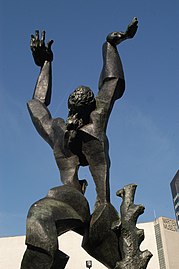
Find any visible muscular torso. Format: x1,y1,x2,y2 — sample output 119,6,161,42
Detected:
52,112,107,169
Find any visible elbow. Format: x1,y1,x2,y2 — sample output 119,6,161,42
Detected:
116,78,125,99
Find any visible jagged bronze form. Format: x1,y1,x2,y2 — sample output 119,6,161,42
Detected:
113,184,152,269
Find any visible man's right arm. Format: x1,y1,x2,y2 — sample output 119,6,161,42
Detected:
28,31,54,148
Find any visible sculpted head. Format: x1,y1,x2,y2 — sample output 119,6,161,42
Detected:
68,86,96,116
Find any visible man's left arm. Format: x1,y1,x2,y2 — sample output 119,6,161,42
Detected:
96,18,138,125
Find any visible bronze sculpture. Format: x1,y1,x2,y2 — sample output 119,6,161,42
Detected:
21,18,152,269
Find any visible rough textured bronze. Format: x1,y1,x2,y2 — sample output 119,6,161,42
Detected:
114,184,153,269
21,18,152,269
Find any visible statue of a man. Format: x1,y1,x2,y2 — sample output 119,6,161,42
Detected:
21,18,138,269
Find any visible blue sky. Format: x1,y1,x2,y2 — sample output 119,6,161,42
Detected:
0,0,179,236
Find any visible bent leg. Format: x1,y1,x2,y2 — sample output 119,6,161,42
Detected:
82,203,121,269
81,137,122,268
21,195,86,269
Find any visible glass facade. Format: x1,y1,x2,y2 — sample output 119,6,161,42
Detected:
170,171,179,229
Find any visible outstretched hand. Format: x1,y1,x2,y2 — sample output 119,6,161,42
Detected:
125,17,138,39
106,17,138,46
30,30,54,67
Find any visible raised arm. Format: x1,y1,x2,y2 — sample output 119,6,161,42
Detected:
98,17,138,93
95,18,138,129
27,31,54,148
30,30,53,106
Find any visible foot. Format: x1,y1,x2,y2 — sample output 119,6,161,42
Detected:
106,17,138,46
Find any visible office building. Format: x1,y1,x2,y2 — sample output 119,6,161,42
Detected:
170,170,179,229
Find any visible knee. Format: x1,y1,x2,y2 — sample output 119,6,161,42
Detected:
25,199,58,255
